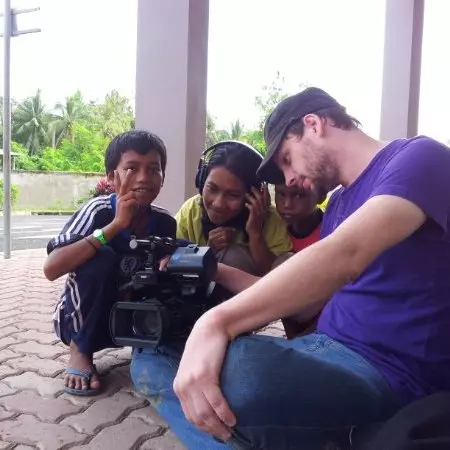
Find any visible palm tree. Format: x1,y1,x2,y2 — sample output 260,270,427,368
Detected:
93,90,134,139
205,112,218,148
230,119,244,140
49,90,88,147
12,89,49,155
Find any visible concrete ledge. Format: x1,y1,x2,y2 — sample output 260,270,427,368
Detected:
7,169,104,176
30,211,75,216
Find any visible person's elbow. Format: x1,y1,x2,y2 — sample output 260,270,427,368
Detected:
43,260,58,281
43,253,62,281
324,233,374,287
341,244,368,285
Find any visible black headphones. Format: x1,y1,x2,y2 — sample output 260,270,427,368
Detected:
195,140,263,194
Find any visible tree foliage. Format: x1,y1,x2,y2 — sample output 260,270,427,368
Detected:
0,89,134,172
0,74,292,173
50,90,88,147
0,178,19,210
12,89,48,155
205,72,291,155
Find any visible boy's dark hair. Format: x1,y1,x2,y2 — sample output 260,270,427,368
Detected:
275,183,328,207
104,130,167,175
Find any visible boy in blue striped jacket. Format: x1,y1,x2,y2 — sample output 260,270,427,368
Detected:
44,130,176,396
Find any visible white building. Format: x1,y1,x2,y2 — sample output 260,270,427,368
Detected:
135,0,424,214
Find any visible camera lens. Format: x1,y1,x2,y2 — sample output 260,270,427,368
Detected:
132,310,161,338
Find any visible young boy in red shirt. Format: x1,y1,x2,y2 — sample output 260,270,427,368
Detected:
275,184,325,253
274,184,326,338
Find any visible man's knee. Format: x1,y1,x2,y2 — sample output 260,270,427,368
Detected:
220,336,282,420
131,346,182,397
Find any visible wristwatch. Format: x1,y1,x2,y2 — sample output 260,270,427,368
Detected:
92,229,108,245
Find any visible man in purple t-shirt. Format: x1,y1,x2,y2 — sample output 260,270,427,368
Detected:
130,87,450,449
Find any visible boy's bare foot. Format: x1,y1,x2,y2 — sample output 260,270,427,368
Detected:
65,341,100,393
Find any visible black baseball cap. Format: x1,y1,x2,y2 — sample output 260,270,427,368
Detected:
257,87,344,184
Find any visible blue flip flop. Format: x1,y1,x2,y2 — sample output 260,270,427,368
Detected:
64,366,100,396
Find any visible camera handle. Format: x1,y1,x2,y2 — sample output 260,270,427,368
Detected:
129,236,178,272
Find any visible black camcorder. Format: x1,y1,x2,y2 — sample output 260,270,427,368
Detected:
109,236,217,349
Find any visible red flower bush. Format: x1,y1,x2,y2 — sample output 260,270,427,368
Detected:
91,177,115,197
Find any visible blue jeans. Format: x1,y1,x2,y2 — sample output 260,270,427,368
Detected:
131,333,402,450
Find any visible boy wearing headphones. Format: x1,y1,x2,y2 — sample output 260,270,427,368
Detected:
176,140,292,275
44,130,176,396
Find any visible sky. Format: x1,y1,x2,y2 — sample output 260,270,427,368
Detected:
1,0,450,142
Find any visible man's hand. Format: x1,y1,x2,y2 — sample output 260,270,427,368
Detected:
173,316,236,441
245,185,269,237
113,169,137,229
208,227,236,253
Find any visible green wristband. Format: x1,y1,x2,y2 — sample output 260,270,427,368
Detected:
92,229,108,245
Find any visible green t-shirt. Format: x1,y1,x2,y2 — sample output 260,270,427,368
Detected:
175,194,292,255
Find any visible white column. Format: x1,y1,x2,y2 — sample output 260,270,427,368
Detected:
135,0,209,214
379,0,424,140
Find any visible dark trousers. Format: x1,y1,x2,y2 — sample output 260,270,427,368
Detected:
53,246,120,355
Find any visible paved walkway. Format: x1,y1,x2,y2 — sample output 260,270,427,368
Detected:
0,249,184,450
0,249,285,449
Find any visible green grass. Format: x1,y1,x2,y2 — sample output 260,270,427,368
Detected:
10,207,76,215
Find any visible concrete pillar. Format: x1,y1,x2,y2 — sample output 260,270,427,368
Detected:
379,0,424,140
135,0,209,214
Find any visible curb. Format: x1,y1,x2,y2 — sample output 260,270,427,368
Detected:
0,211,31,216
31,211,75,216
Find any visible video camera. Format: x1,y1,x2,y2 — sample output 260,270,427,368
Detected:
110,236,217,349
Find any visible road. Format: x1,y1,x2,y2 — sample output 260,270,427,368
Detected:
0,214,69,252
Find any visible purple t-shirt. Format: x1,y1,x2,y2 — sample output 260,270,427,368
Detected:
317,136,450,403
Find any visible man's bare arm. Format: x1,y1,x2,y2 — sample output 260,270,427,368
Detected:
216,260,322,325
203,195,427,339
215,263,259,294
